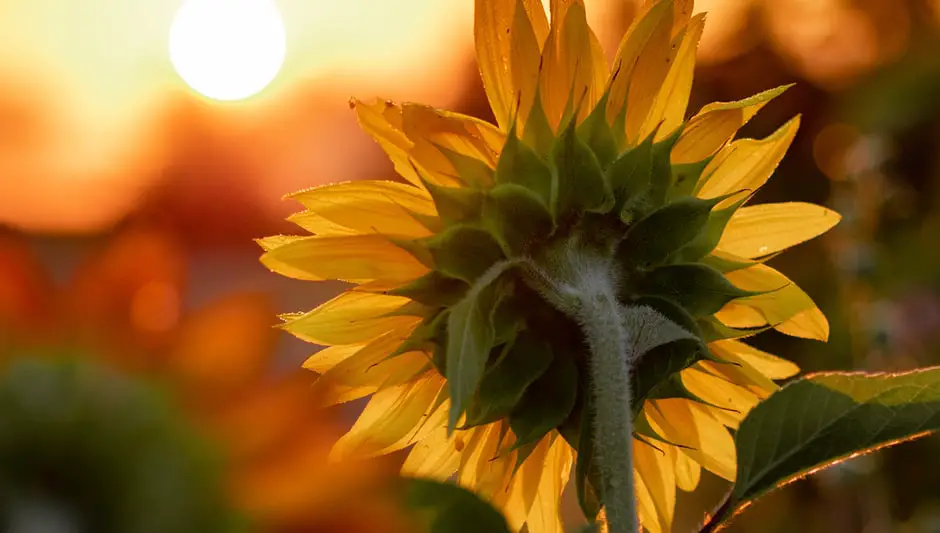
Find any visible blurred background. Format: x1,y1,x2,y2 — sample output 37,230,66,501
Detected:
3,0,940,531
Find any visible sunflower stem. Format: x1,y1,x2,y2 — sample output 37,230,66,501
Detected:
575,276,638,533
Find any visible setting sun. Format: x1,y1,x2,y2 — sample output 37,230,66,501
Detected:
169,0,286,101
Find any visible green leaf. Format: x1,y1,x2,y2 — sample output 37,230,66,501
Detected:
446,267,513,430
616,196,723,269
428,225,506,283
465,331,554,427
636,263,756,317
495,126,555,210
552,115,610,215
402,477,512,533
422,180,484,225
509,348,578,446
483,183,555,256
706,367,940,529
389,271,469,307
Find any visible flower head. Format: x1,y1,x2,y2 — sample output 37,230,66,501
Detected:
261,1,841,531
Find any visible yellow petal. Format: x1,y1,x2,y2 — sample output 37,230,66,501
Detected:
709,339,800,380
539,1,597,130
696,116,801,199
330,374,445,460
725,264,829,341
260,234,429,284
623,0,675,144
255,235,307,252
673,446,701,491
475,0,550,130
401,104,504,186
302,344,362,373
460,424,515,502
526,435,574,533
776,307,830,341
643,13,705,142
281,291,418,346
352,99,420,187
718,202,841,258
671,85,792,164
401,412,467,481
715,302,767,328
680,367,760,428
646,399,736,481
700,353,778,399
606,0,674,131
634,439,676,533
287,180,437,239
510,0,545,131
502,436,553,530
310,327,428,401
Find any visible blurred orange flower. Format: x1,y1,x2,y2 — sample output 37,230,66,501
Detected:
0,227,414,533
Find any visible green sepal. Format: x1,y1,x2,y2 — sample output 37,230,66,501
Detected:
698,316,771,343
675,190,753,262
427,225,505,283
463,331,554,427
391,310,449,360
483,183,555,256
435,144,495,187
552,113,612,216
392,237,436,269
446,273,514,430
616,195,726,270
631,338,707,416
667,155,714,200
701,252,758,273
629,295,702,336
577,91,618,168
421,178,484,225
632,408,691,451
388,271,469,307
381,300,432,318
607,134,653,218
648,128,683,207
510,440,541,476
509,349,578,448
495,124,555,211
521,90,556,157
635,263,759,317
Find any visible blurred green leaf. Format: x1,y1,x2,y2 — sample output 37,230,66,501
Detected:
403,478,512,533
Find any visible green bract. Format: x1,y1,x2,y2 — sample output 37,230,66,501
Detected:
387,97,765,451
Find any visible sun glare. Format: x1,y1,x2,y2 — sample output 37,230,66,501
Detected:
169,0,286,101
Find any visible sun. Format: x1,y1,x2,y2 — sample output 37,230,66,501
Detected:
169,0,287,102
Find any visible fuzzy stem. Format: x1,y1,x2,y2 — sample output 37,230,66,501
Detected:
576,283,637,533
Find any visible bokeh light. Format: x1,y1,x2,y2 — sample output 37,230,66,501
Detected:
169,0,287,101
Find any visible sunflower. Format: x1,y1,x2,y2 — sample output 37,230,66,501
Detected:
260,1,840,532
0,229,413,533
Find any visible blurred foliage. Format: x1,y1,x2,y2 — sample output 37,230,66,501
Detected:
0,354,239,533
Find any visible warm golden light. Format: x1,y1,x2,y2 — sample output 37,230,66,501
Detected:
169,0,287,101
